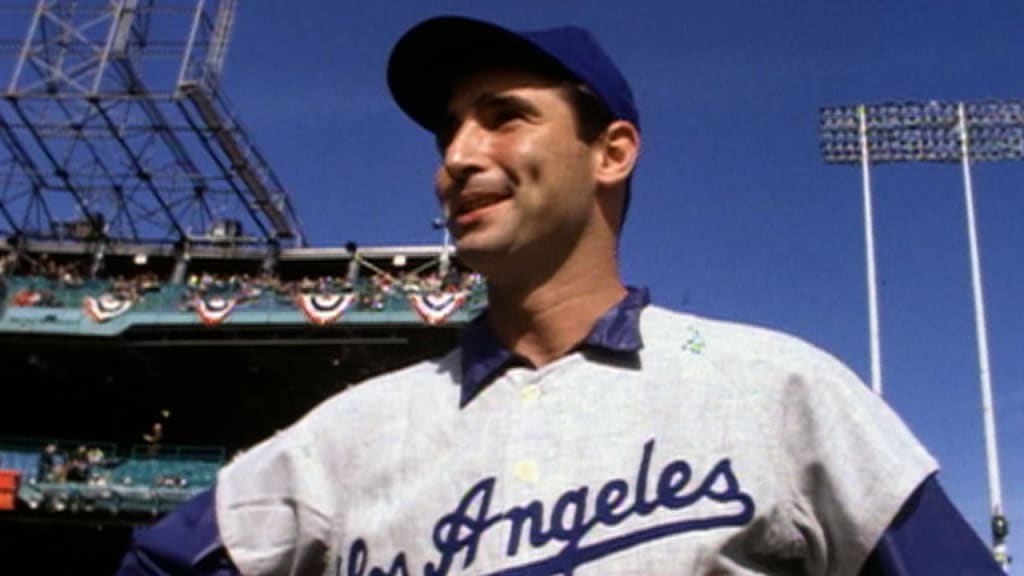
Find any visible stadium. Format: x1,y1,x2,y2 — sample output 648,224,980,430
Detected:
1,1,1018,573
0,1,484,571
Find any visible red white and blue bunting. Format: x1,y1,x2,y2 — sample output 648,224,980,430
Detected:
407,290,469,325
82,293,135,323
192,294,239,326
295,292,356,325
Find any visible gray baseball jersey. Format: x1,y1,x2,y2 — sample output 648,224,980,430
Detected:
215,304,936,575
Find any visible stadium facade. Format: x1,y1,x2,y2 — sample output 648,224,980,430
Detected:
0,1,482,571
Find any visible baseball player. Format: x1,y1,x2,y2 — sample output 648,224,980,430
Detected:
118,16,1004,575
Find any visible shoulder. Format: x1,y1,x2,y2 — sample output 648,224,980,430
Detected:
640,304,861,387
640,306,938,569
217,347,462,493
231,347,462,460
300,348,462,430
215,348,463,573
639,303,936,476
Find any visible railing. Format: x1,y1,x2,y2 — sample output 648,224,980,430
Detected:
128,443,226,461
0,436,227,517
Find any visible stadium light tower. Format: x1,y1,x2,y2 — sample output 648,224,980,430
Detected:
820,99,1021,570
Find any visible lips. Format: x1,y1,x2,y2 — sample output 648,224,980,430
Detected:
454,194,508,216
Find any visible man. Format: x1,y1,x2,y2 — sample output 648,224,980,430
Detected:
118,15,1003,575
36,442,61,482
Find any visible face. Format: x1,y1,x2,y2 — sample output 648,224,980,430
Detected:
434,69,605,278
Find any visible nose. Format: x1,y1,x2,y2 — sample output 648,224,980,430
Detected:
441,119,486,185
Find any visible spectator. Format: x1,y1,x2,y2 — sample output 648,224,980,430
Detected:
142,422,163,457
65,445,91,482
36,443,59,482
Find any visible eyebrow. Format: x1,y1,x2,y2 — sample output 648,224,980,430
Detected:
436,91,543,149
472,92,541,117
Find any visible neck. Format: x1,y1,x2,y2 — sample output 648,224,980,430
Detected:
485,253,626,368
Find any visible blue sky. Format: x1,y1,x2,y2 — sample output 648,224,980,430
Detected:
222,0,1023,557
5,0,1021,560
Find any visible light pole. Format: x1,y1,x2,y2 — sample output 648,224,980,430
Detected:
820,99,1021,570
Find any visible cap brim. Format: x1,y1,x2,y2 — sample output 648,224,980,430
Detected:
387,16,571,133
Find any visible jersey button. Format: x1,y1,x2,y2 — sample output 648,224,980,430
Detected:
519,383,542,402
513,459,540,484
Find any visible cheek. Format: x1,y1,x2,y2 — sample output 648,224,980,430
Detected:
434,168,452,202
510,139,572,190
499,138,539,187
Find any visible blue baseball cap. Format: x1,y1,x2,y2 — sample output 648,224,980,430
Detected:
387,16,640,135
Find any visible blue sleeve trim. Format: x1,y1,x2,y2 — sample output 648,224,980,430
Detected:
861,475,1004,575
115,488,240,575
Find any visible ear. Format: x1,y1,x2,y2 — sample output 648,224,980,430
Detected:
594,120,640,188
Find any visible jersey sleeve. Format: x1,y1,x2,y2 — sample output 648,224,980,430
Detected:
214,425,337,575
768,341,939,575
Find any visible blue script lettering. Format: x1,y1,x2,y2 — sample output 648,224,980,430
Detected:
339,439,755,576
503,500,545,555
342,539,410,576
426,477,501,575
594,479,630,526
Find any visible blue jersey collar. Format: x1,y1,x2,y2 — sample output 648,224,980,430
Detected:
459,286,650,406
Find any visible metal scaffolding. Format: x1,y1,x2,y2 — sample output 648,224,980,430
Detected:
0,0,304,251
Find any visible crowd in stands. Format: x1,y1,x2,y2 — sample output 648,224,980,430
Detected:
35,441,118,487
27,410,183,487
3,251,484,315
14,253,88,287
2,253,91,306
17,419,214,498
4,433,222,516
183,268,480,297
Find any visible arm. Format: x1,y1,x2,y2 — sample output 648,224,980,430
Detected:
115,488,239,576
860,475,1005,575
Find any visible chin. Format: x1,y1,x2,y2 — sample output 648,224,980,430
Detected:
453,240,511,273
451,243,489,267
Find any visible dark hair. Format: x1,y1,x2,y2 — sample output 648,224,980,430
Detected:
560,82,616,143
560,82,633,229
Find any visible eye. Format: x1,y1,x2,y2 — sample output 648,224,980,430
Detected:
434,116,458,155
435,131,453,155
483,106,525,129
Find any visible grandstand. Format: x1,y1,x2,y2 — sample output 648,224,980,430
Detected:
2,437,223,516
0,241,483,571
0,1,483,571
